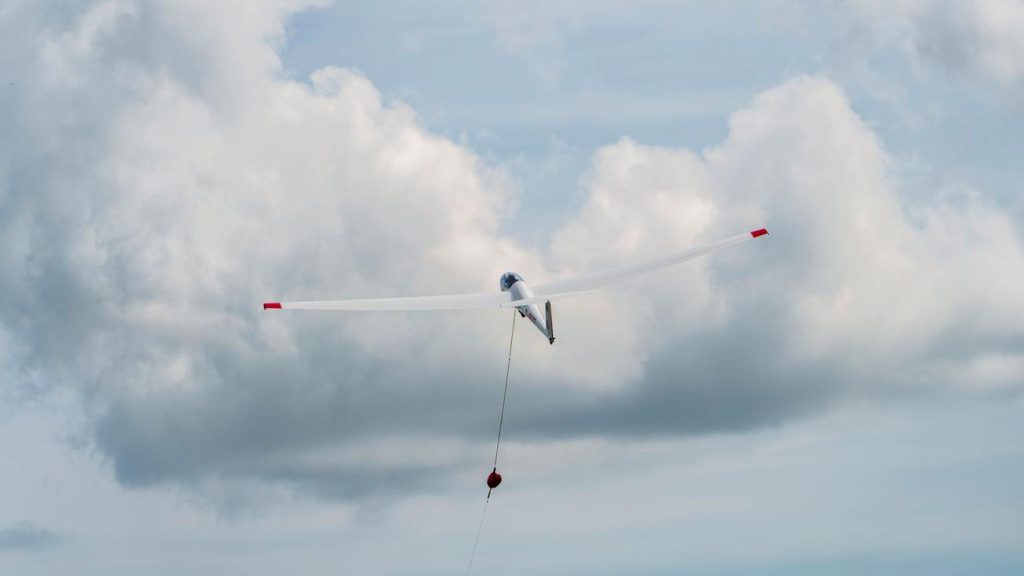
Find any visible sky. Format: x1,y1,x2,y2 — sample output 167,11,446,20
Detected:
1,1,1022,575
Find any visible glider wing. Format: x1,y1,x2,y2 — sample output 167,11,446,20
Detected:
265,228,768,311
520,228,769,303
264,291,512,311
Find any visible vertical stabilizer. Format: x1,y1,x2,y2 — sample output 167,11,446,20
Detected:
545,300,555,345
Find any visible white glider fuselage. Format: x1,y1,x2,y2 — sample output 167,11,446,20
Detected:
500,272,551,343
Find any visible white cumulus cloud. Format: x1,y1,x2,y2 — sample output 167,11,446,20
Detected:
1,0,1021,508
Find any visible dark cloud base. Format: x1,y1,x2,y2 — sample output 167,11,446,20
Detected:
93,303,840,502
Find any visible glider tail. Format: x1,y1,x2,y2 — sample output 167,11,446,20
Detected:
545,300,555,345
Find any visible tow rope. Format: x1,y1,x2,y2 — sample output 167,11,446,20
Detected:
490,310,517,496
466,311,517,576
465,497,489,576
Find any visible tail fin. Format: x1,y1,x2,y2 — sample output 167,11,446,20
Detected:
545,300,555,345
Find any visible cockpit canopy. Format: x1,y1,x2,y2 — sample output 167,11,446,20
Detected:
499,272,524,291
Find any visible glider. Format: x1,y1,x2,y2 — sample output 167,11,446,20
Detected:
264,228,769,344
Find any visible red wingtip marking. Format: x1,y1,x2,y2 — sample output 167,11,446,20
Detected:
751,228,769,238
263,302,282,310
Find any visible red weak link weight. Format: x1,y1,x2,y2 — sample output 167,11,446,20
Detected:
486,469,502,489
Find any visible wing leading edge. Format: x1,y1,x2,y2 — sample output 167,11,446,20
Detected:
264,228,768,312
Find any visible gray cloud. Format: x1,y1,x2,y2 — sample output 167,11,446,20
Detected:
845,0,1024,97
2,0,1022,509
0,523,62,552
519,311,839,439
